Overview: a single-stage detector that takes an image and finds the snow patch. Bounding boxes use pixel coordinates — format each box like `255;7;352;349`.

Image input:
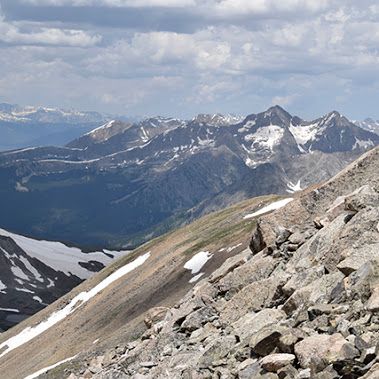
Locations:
0;280;6;294
243;198;294;220
0;308;19;313
245;125;284;151
15;182;29;192
19;256;44;282
184;251;213;275
33;296;43;304
11;266;29;281
189;273;204;283
289;122;319;146
287;180;302;194
353;138;374;150
226;243;243;252
245;157;255;168
84;120;115;136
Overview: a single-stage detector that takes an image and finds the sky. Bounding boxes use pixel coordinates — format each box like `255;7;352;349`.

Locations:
0;0;378;120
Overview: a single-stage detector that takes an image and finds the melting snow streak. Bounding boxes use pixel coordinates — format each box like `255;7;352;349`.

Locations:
24;355;77;379
243;198;294;220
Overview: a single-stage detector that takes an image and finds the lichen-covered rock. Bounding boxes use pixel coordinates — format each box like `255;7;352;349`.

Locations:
179;306;218;333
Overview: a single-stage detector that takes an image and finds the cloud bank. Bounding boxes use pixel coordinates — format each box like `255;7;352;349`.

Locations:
0;0;378;119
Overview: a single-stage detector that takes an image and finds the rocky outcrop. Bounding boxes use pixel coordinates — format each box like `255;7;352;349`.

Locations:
61;169;379;379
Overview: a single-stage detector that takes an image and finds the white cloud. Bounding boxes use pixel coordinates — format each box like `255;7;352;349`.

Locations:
210;0;330;17
22;0;195;7
1;0;379;118
271;94;298;107
0;26;101;47
0;9;101;46
85;30;234;77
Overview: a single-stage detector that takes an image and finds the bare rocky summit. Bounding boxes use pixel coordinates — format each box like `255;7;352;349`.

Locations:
60;147;379;379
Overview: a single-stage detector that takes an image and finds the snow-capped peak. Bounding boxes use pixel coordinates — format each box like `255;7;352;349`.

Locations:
192;113;243;126
85;120;116;135
0;103;106;125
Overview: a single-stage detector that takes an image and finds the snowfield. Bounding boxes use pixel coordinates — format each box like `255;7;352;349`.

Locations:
245;125;284;151
0;229;128;279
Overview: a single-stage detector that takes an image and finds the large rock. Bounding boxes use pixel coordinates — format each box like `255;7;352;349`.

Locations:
360;363;379;379
344;185;379;212
249;325;289;356
198;335;236;368
294;333;359;372
337;244;379;276
286;214;348;275
232;308;286;345
283;272;344;316
345;260;379;303
221;276;287;323
208;248;251;283
282;265;325;297
260;353;296;372
180;306;217;332
217;253;277;296
367;286;379;312
144;307;170;328
237;359;261;379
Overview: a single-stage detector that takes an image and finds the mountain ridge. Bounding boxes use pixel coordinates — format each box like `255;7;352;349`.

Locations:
0;105;377;249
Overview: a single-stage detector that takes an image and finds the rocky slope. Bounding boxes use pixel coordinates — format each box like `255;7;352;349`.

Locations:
0;106;377;249
70;148;379;379
0;228;128;331
0;147;379;378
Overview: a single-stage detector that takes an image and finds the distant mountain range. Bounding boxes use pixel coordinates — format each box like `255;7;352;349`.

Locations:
354;118;379;135
0;103;138;151
0;105;377;249
0;102;377;152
